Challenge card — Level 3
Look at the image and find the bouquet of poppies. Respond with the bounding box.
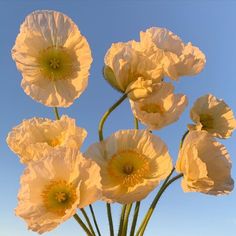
[7,10,235,236]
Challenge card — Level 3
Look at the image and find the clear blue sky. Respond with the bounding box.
[1,0,236,235]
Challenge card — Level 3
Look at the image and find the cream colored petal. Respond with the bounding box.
[108,42,141,91]
[104,178,160,204]
[15,148,101,233]
[64,33,92,88]
[190,94,236,138]
[126,77,153,101]
[77,158,102,208]
[12,30,44,76]
[144,81,174,100]
[131,38,165,65]
[130,82,188,130]
[16,182,82,234]
[139,27,206,80]
[176,130,234,195]
[12,10,92,107]
[20,60,90,108]
[21,77,60,106]
[140,27,184,55]
[104,41,163,92]
[176,43,206,76]
[54,79,84,107]
[162,51,180,80]
[84,129,173,204]
[15,203,62,234]
[21,11,77,46]
[6,116,87,163]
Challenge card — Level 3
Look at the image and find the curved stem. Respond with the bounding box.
[89,205,102,236]
[53,107,60,120]
[136,171,183,236]
[130,201,140,236]
[135,168,175,236]
[106,203,114,236]
[122,204,133,236]
[118,204,127,236]
[98,94,127,236]
[98,93,127,141]
[179,130,189,148]
[135,131,187,235]
[73,213,93,236]
[80,208,96,236]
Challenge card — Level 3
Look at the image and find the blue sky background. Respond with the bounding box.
[0,0,236,235]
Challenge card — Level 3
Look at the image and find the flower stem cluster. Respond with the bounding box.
[7,9,235,236]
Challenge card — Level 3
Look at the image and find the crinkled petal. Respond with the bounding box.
[189,94,236,138]
[84,129,172,203]
[12,10,92,107]
[176,130,234,195]
[6,115,87,163]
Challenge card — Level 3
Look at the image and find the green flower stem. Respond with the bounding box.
[129,117,141,236]
[53,107,60,120]
[106,203,114,236]
[89,205,102,236]
[122,203,133,236]
[118,204,127,236]
[179,130,189,148]
[134,131,187,235]
[136,170,183,236]
[80,208,96,236]
[98,94,127,236]
[135,168,175,236]
[98,93,127,141]
[130,201,140,236]
[73,213,93,236]
[134,117,139,129]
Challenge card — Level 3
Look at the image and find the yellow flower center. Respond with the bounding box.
[140,103,165,114]
[41,180,77,216]
[200,114,214,129]
[37,46,75,81]
[107,150,150,187]
[49,58,61,69]
[47,137,62,147]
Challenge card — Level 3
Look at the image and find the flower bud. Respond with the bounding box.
[103,65,123,92]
